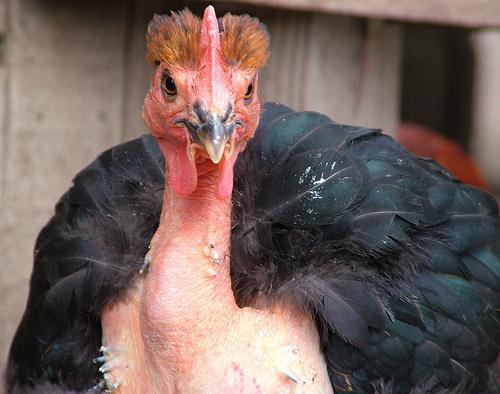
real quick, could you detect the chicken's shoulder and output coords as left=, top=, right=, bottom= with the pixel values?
left=231, top=102, right=500, bottom=393
left=6, top=135, right=164, bottom=390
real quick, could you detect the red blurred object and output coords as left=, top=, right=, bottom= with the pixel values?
left=398, top=122, right=491, bottom=191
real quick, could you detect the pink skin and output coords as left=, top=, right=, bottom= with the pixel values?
left=143, top=5, right=260, bottom=199
left=99, top=6, right=333, bottom=393
left=101, top=75, right=333, bottom=391
left=142, top=61, right=260, bottom=198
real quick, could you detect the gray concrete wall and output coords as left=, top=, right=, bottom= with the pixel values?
left=0, top=0, right=404, bottom=383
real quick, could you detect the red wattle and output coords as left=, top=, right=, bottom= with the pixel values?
left=216, top=155, right=236, bottom=199
left=164, top=143, right=198, bottom=196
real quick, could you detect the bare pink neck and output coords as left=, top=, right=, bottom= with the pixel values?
left=144, top=169, right=237, bottom=326
left=136, top=169, right=239, bottom=386
left=156, top=174, right=231, bottom=248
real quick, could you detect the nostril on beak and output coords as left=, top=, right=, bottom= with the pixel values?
left=193, top=101, right=208, bottom=124
left=221, top=103, right=233, bottom=123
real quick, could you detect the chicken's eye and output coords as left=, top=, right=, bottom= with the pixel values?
left=162, top=74, right=177, bottom=97
left=244, top=82, right=254, bottom=101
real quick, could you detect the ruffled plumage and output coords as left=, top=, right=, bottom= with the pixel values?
left=6, top=103, right=500, bottom=393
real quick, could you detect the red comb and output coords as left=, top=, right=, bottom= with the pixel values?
left=201, top=6, right=221, bottom=57
left=199, top=6, right=226, bottom=111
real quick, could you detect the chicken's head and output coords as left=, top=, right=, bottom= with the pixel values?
left=143, top=6, right=269, bottom=199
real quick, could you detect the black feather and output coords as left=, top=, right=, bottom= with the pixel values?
left=6, top=103, right=500, bottom=394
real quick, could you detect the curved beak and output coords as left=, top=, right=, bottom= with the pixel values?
left=197, top=119, right=231, bottom=164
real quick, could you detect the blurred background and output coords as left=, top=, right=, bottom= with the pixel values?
left=0, top=0, right=499, bottom=384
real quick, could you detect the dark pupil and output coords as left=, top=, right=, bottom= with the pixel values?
left=245, top=83, right=253, bottom=98
left=164, top=76, right=176, bottom=94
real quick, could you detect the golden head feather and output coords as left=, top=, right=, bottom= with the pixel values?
left=146, top=8, right=269, bottom=71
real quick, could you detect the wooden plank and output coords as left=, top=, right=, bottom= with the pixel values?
left=350, top=20, right=401, bottom=135
left=0, top=0, right=6, bottom=35
left=0, top=0, right=6, bottom=205
left=211, top=0, right=500, bottom=28
left=258, top=11, right=311, bottom=111
left=0, top=59, right=5, bottom=204
left=122, top=0, right=155, bottom=140
left=471, top=30, right=500, bottom=191
left=259, top=11, right=400, bottom=135
left=401, top=26, right=474, bottom=149
left=304, top=16, right=400, bottom=135
left=0, top=0, right=128, bottom=374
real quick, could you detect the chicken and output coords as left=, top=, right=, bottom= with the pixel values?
left=6, top=6, right=500, bottom=394
left=398, top=122, right=491, bottom=192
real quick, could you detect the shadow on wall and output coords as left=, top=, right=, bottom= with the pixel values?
left=401, top=25, right=474, bottom=151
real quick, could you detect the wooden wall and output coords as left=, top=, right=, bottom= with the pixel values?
left=401, top=25, right=474, bottom=149
left=471, top=30, right=500, bottom=189
left=0, top=0, right=403, bottom=378
left=217, top=0, right=500, bottom=28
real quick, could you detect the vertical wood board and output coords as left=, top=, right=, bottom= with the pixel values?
left=0, top=0, right=5, bottom=35
left=122, top=0, right=155, bottom=140
left=258, top=12, right=311, bottom=110
left=211, top=0, right=500, bottom=28
left=0, top=0, right=128, bottom=373
left=471, top=29, right=500, bottom=190
left=304, top=15, right=401, bottom=134
left=0, top=0, right=6, bottom=205
left=260, top=12, right=401, bottom=135
left=0, top=54, right=6, bottom=205
left=351, top=20, right=401, bottom=134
